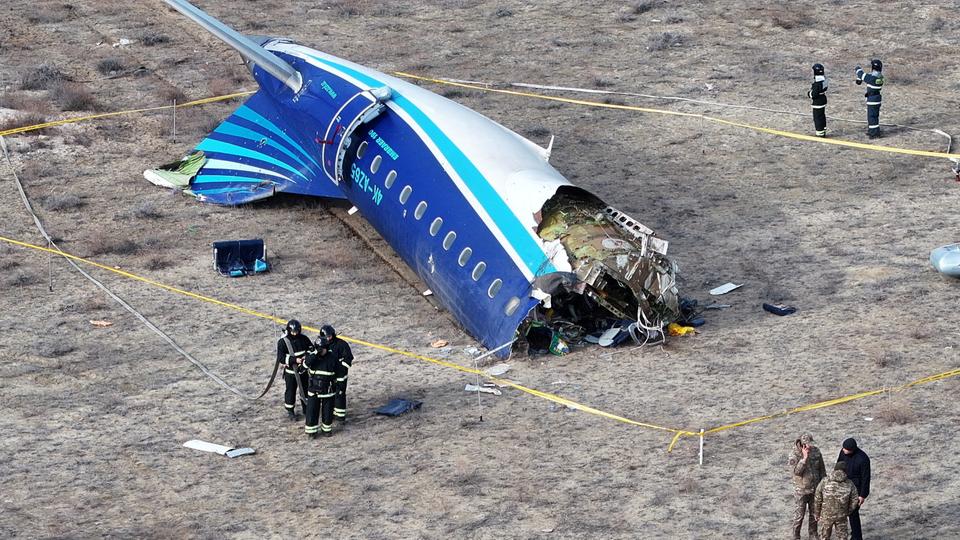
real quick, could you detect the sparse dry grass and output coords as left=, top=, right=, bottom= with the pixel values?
left=140, top=32, right=170, bottom=47
left=86, top=232, right=140, bottom=256
left=875, top=398, right=917, bottom=425
left=42, top=194, right=83, bottom=211
left=20, top=65, right=67, bottom=91
left=647, top=32, right=684, bottom=51
left=132, top=200, right=163, bottom=219
left=0, top=112, right=48, bottom=133
left=96, top=58, right=126, bottom=75
left=51, top=82, right=102, bottom=112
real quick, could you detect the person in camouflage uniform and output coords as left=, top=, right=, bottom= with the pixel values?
left=788, top=433, right=827, bottom=540
left=814, top=461, right=860, bottom=540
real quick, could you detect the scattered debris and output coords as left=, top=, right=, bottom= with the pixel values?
left=483, top=363, right=511, bottom=377
left=347, top=206, right=358, bottom=215
left=212, top=239, right=269, bottom=277
left=89, top=320, right=113, bottom=327
left=422, top=289, right=433, bottom=297
left=709, top=282, right=743, bottom=295
left=112, top=38, right=133, bottom=48
left=183, top=439, right=255, bottom=458
left=465, top=384, right=502, bottom=396
left=144, top=151, right=206, bottom=189
left=463, top=346, right=481, bottom=356
left=930, top=243, right=960, bottom=277
left=863, top=417, right=874, bottom=422
left=762, top=303, right=796, bottom=316
left=667, top=322, right=696, bottom=336
left=702, top=302, right=731, bottom=310
left=375, top=398, right=422, bottom=416
left=430, top=339, right=448, bottom=348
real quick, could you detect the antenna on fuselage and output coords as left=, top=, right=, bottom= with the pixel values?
left=163, top=0, right=303, bottom=94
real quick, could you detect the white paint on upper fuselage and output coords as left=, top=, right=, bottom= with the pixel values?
left=272, top=42, right=570, bottom=280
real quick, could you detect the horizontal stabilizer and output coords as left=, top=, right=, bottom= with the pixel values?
left=144, top=91, right=346, bottom=205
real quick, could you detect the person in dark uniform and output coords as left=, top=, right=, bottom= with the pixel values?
left=807, top=63, right=828, bottom=137
left=303, top=336, right=338, bottom=438
left=276, top=320, right=313, bottom=420
left=855, top=59, right=884, bottom=138
left=320, top=325, right=354, bottom=423
left=837, top=437, right=871, bottom=540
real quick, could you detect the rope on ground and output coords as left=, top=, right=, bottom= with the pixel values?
left=3, top=233, right=958, bottom=450
left=0, top=235, right=690, bottom=437
left=393, top=72, right=960, bottom=161
left=0, top=91, right=255, bottom=137
left=0, top=136, right=276, bottom=400
left=436, top=77, right=953, bottom=149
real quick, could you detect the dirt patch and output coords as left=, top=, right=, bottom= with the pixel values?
left=1, top=1, right=959, bottom=538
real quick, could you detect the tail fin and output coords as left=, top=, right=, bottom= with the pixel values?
left=145, top=91, right=345, bottom=205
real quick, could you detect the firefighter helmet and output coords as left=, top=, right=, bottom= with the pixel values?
left=320, top=324, right=336, bottom=340
left=871, top=59, right=882, bottom=72
left=812, top=63, right=824, bottom=75
left=286, top=319, right=302, bottom=335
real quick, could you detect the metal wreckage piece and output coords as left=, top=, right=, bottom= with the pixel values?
left=517, top=188, right=680, bottom=353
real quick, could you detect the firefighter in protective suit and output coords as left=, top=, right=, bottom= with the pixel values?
left=807, top=63, right=828, bottom=137
left=320, top=325, right=354, bottom=422
left=855, top=59, right=884, bottom=138
left=304, top=336, right=338, bottom=438
left=276, top=320, right=314, bottom=420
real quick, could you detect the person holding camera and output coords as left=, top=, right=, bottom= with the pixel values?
left=788, top=433, right=827, bottom=540
left=855, top=59, right=884, bottom=138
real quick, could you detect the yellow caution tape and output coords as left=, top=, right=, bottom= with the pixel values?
left=0, top=235, right=687, bottom=436
left=393, top=72, right=960, bottom=161
left=0, top=91, right=255, bottom=137
left=2, top=234, right=958, bottom=451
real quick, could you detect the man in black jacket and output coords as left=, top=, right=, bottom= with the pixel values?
left=837, top=437, right=871, bottom=540
left=276, top=320, right=314, bottom=420
left=320, top=325, right=354, bottom=423
left=303, top=336, right=338, bottom=438
left=855, top=59, right=884, bottom=138
left=807, top=63, right=828, bottom=137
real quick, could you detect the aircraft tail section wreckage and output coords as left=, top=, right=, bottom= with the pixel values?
left=147, top=0, right=680, bottom=357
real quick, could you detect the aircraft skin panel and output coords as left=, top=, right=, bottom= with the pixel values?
left=191, top=91, right=346, bottom=203
left=158, top=2, right=679, bottom=357
left=336, top=110, right=536, bottom=349
left=276, top=45, right=559, bottom=280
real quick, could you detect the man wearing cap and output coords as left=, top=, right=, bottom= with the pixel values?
left=788, top=433, right=827, bottom=540
left=837, top=438, right=871, bottom=540
left=814, top=461, right=860, bottom=539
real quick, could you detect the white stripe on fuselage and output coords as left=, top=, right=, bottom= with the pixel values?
left=204, top=159, right=292, bottom=182
left=279, top=44, right=542, bottom=281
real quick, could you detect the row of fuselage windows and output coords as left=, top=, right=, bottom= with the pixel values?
left=357, top=140, right=522, bottom=317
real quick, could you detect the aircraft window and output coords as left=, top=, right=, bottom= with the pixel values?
left=414, top=201, right=427, bottom=220
left=471, top=261, right=486, bottom=281
left=505, top=296, right=521, bottom=315
left=442, top=231, right=456, bottom=250
left=385, top=170, right=397, bottom=189
left=371, top=155, right=382, bottom=174
left=429, top=217, right=443, bottom=236
left=357, top=141, right=368, bottom=159
left=399, top=185, right=412, bottom=204
left=458, top=247, right=472, bottom=267
left=487, top=279, right=503, bottom=299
